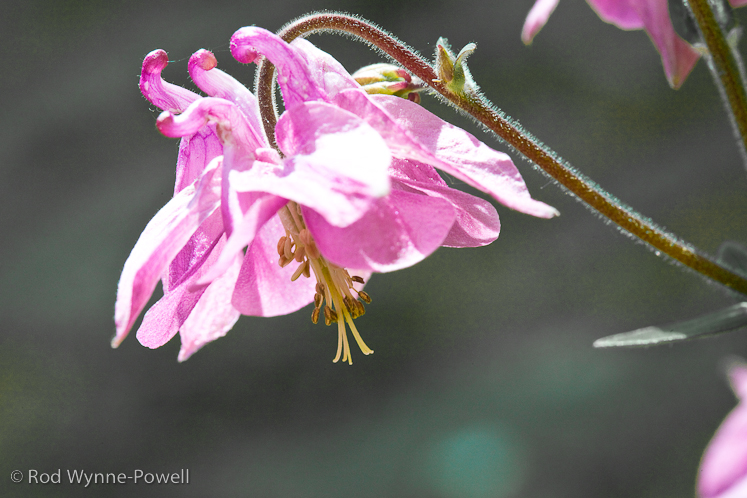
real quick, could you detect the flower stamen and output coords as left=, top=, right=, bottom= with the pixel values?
left=283, top=235, right=294, bottom=260
left=290, top=260, right=308, bottom=281
left=276, top=201, right=373, bottom=364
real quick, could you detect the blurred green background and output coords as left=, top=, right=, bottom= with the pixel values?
left=2, top=0, right=747, bottom=496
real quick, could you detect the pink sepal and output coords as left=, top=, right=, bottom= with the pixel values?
left=177, top=254, right=243, bottom=362
left=231, top=215, right=317, bottom=316
left=698, top=362, right=747, bottom=498
left=188, top=49, right=268, bottom=148
left=136, top=228, right=226, bottom=349
left=521, top=0, right=561, bottom=44
left=369, top=94, right=559, bottom=218
left=113, top=158, right=223, bottom=347
left=303, top=187, right=456, bottom=273
left=587, top=0, right=700, bottom=88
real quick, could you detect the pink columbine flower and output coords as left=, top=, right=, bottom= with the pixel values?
left=113, top=27, right=558, bottom=363
left=522, top=0, right=747, bottom=89
left=698, top=361, right=747, bottom=498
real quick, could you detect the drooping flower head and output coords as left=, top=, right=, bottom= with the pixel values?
left=522, top=0, right=747, bottom=89
left=698, top=360, right=747, bottom=498
left=113, top=27, right=557, bottom=363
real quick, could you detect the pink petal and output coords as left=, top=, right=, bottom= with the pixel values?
left=188, top=49, right=268, bottom=148
left=158, top=97, right=271, bottom=239
left=231, top=27, right=329, bottom=109
left=276, top=101, right=390, bottom=198
left=231, top=214, right=316, bottom=316
left=522, top=0, right=561, bottom=44
left=229, top=102, right=391, bottom=228
left=141, top=51, right=222, bottom=194
left=173, top=124, right=223, bottom=194
left=139, top=49, right=200, bottom=113
left=228, top=161, right=372, bottom=230
left=230, top=27, right=359, bottom=110
left=113, top=158, right=223, bottom=347
left=368, top=94, right=559, bottom=218
left=698, top=363, right=747, bottom=498
left=221, top=163, right=274, bottom=242
left=303, top=187, right=457, bottom=273
left=177, top=254, right=243, bottom=362
left=730, top=0, right=747, bottom=7
left=157, top=97, right=263, bottom=152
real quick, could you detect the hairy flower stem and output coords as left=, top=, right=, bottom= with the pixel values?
left=686, top=0, right=747, bottom=169
left=256, top=12, right=747, bottom=295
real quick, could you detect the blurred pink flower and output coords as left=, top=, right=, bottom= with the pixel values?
left=522, top=0, right=747, bottom=89
left=114, top=28, right=557, bottom=363
left=698, top=361, right=747, bottom=498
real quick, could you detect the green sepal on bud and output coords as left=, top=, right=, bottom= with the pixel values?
left=352, top=63, right=425, bottom=104
left=434, top=37, right=477, bottom=98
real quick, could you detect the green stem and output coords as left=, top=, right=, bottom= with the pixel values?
left=256, top=12, right=747, bottom=296
left=686, top=0, right=747, bottom=164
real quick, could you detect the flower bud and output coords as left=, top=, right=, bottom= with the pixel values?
left=352, top=63, right=425, bottom=102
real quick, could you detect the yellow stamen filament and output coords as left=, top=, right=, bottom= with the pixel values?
left=345, top=310, right=373, bottom=356
left=334, top=316, right=348, bottom=363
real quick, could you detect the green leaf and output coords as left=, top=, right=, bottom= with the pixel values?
left=593, top=302, right=747, bottom=348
